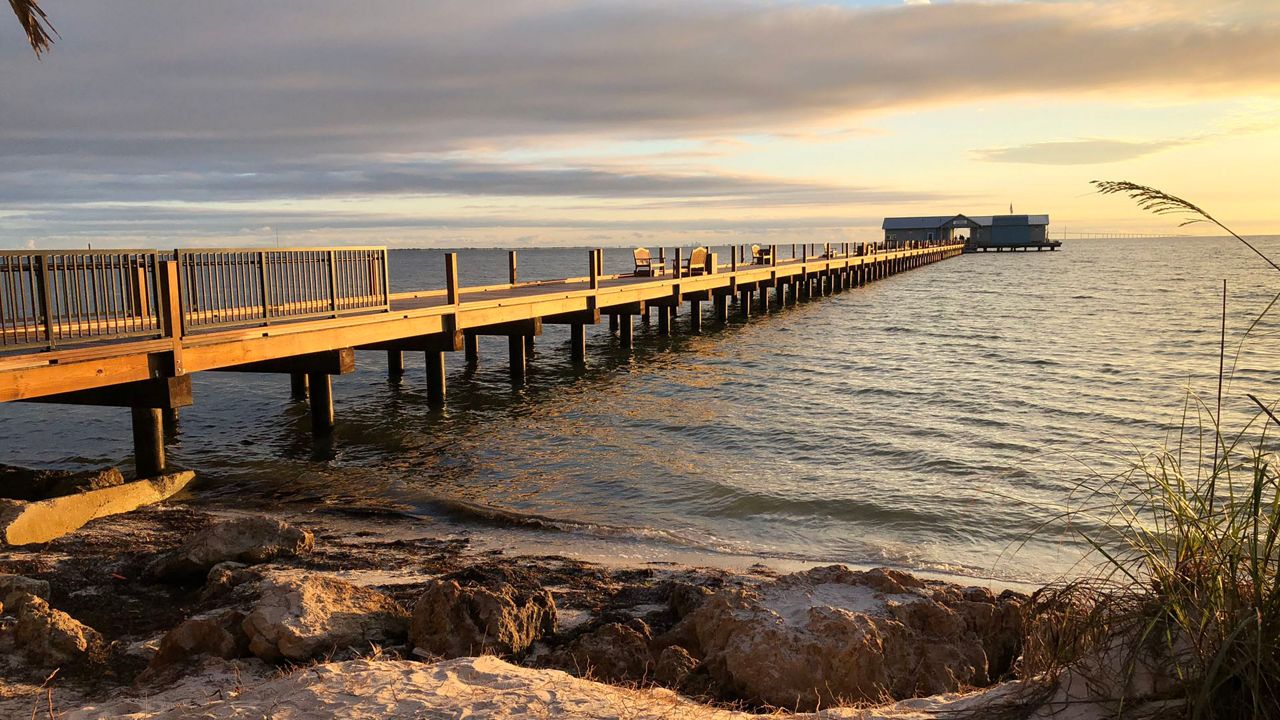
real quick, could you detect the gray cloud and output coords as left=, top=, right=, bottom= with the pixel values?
left=2, top=1, right=1278, bottom=245
left=972, top=138, right=1190, bottom=165
left=0, top=159, right=952, bottom=206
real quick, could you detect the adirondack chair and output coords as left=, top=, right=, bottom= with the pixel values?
left=682, top=247, right=709, bottom=276
left=633, top=247, right=660, bottom=276
left=751, top=244, right=772, bottom=265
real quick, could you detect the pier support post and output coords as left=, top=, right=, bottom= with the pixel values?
left=387, top=350, right=404, bottom=379
left=758, top=286, right=769, bottom=313
left=570, top=323, right=586, bottom=364
left=509, top=335, right=527, bottom=381
left=131, top=407, right=165, bottom=478
left=619, top=315, right=634, bottom=348
left=161, top=407, right=180, bottom=438
left=308, top=372, right=334, bottom=435
left=609, top=314, right=619, bottom=333
left=464, top=333, right=480, bottom=365
left=525, top=333, right=535, bottom=354
left=713, top=294, right=728, bottom=324
left=425, top=350, right=446, bottom=405
left=658, top=305, right=671, bottom=335
left=290, top=372, right=308, bottom=400
left=689, top=301, right=702, bottom=332
left=739, top=290, right=751, bottom=317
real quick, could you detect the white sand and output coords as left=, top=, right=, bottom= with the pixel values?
left=0, top=655, right=1113, bottom=720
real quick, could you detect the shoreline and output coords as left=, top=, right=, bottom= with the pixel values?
left=189, top=490, right=1054, bottom=596
left=0, top=497, right=1046, bottom=717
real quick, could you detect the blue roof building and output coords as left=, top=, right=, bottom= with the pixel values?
left=881, top=214, right=1057, bottom=252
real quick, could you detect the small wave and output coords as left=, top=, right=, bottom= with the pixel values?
left=416, top=496, right=698, bottom=546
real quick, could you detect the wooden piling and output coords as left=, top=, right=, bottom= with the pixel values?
left=508, top=335, right=526, bottom=381
left=571, top=323, right=586, bottom=364
left=387, top=350, right=404, bottom=378
left=689, top=300, right=702, bottom=332
left=425, top=350, right=446, bottom=405
left=308, top=372, right=334, bottom=435
left=290, top=372, right=308, bottom=399
left=464, top=333, right=479, bottom=365
left=619, top=315, right=634, bottom=348
left=131, top=407, right=164, bottom=478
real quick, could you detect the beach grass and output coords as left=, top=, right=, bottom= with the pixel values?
left=1016, top=183, right=1280, bottom=718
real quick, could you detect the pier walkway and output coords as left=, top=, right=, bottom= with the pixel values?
left=0, top=242, right=964, bottom=475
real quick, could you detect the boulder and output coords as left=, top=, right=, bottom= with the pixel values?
left=548, top=619, right=654, bottom=683
left=10, top=592, right=105, bottom=667
left=654, top=645, right=699, bottom=688
left=410, top=571, right=556, bottom=659
left=0, top=464, right=122, bottom=501
left=147, top=515, right=314, bottom=581
left=242, top=574, right=408, bottom=662
left=0, top=572, right=50, bottom=601
left=668, top=581, right=713, bottom=620
left=48, top=467, right=126, bottom=497
left=682, top=565, right=1023, bottom=710
left=144, top=609, right=250, bottom=676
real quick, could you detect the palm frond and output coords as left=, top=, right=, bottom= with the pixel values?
left=9, top=0, right=57, bottom=57
left=1093, top=180, right=1280, bottom=274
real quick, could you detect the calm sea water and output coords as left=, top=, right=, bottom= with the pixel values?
left=4, top=237, right=1279, bottom=584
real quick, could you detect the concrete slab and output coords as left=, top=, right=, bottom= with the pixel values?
left=0, top=470, right=195, bottom=546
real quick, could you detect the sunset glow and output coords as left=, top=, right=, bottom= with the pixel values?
left=2, top=0, right=1278, bottom=248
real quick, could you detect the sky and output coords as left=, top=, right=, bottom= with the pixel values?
left=1, top=0, right=1278, bottom=249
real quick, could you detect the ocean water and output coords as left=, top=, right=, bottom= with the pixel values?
left=3, top=237, right=1279, bottom=584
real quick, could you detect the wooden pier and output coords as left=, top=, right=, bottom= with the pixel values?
left=965, top=242, right=1061, bottom=253
left=0, top=242, right=964, bottom=476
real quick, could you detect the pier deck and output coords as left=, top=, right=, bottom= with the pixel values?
left=0, top=243, right=964, bottom=475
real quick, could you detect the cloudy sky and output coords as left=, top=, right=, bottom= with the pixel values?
left=1, top=0, right=1277, bottom=248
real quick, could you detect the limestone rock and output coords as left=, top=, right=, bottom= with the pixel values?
left=549, top=620, right=654, bottom=683
left=242, top=575, right=408, bottom=662
left=668, top=581, right=713, bottom=620
left=410, top=571, right=556, bottom=659
left=0, top=464, right=122, bottom=501
left=10, top=592, right=105, bottom=666
left=654, top=645, right=699, bottom=688
left=48, top=467, right=126, bottom=497
left=147, top=515, right=314, bottom=581
left=683, top=565, right=1023, bottom=710
left=145, top=609, right=250, bottom=676
left=0, top=572, right=50, bottom=602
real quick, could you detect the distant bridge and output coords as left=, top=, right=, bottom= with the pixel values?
left=1051, top=231, right=1185, bottom=240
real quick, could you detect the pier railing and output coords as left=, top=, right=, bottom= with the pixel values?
left=0, top=250, right=166, bottom=351
left=176, top=247, right=390, bottom=333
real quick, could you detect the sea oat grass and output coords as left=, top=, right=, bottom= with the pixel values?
left=1018, top=185, right=1280, bottom=718
left=1025, top=413, right=1280, bottom=717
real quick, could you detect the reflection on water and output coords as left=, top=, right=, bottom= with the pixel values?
left=3, top=237, right=1279, bottom=583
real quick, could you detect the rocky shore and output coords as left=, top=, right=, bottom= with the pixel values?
left=0, top=499, right=1149, bottom=718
